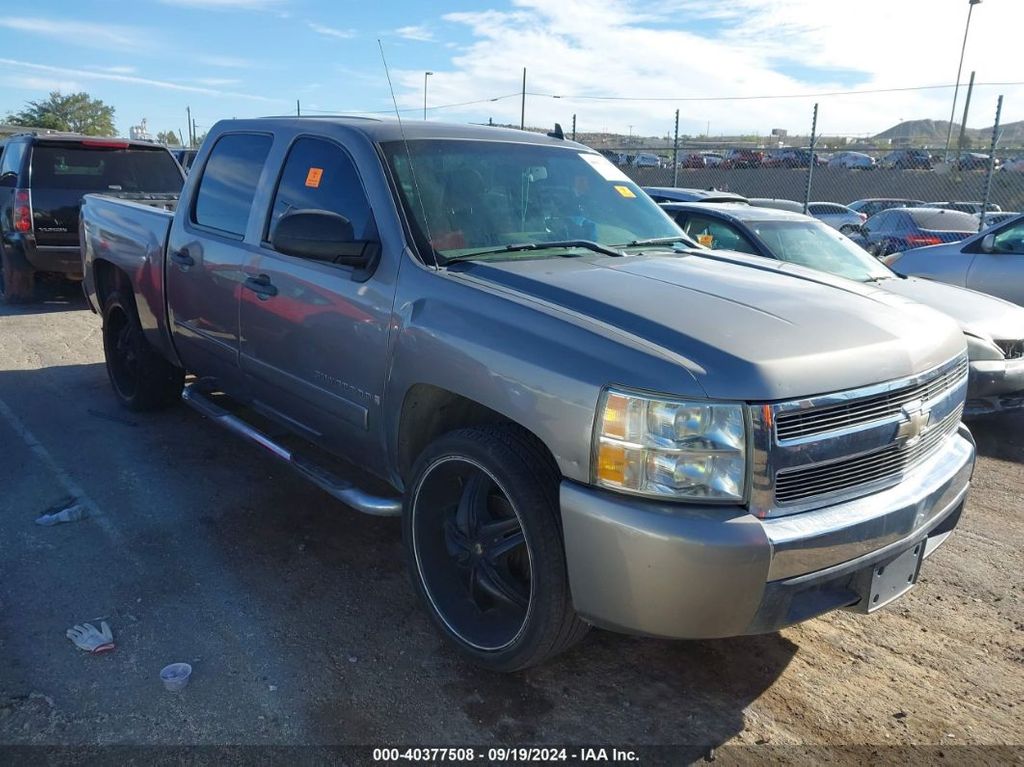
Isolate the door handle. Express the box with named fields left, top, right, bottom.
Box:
left=244, top=274, right=278, bottom=300
left=170, top=249, right=194, bottom=268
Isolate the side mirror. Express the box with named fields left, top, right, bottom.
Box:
left=980, top=233, right=996, bottom=253
left=270, top=209, right=375, bottom=269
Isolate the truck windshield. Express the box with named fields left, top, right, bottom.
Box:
left=382, top=140, right=681, bottom=262
left=30, top=145, right=183, bottom=194
left=749, top=220, right=893, bottom=282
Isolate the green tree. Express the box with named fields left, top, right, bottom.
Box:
left=8, top=91, right=116, bottom=136
left=156, top=130, right=181, bottom=146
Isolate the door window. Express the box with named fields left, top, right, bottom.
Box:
left=992, top=221, right=1024, bottom=254
left=684, top=215, right=758, bottom=254
left=267, top=137, right=374, bottom=244
left=193, top=133, right=272, bottom=237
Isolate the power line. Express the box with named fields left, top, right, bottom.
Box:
left=303, top=92, right=521, bottom=116
left=523, top=81, right=1024, bottom=103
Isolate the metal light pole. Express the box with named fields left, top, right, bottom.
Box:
left=423, top=71, right=433, bottom=121
left=944, top=0, right=982, bottom=162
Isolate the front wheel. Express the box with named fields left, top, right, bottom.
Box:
left=102, top=291, right=184, bottom=411
left=403, top=426, right=589, bottom=671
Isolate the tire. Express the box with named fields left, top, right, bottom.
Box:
left=0, top=243, right=36, bottom=304
left=403, top=425, right=589, bottom=671
left=839, top=224, right=856, bottom=235
left=102, top=290, right=184, bottom=411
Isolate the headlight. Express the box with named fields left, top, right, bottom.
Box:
left=965, top=334, right=1004, bottom=361
left=593, top=388, right=747, bottom=501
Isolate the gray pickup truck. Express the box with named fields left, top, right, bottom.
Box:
left=80, top=117, right=975, bottom=671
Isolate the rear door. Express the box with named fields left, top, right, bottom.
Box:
left=28, top=141, right=183, bottom=247
left=238, top=135, right=393, bottom=458
left=166, top=132, right=272, bottom=384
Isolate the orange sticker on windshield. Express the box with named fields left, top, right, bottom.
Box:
left=614, top=185, right=636, bottom=198
left=697, top=233, right=714, bottom=247
left=305, top=167, right=324, bottom=188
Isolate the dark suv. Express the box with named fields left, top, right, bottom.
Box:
left=0, top=133, right=184, bottom=302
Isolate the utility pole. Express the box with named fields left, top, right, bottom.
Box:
left=192, top=118, right=198, bottom=147
left=945, top=0, right=983, bottom=162
left=296, top=99, right=301, bottom=116
left=571, top=113, right=576, bottom=142
left=955, top=70, right=975, bottom=163
left=423, top=71, right=433, bottom=121
left=672, top=109, right=680, bottom=187
left=978, top=95, right=1002, bottom=231
left=520, top=68, right=526, bottom=130
left=186, top=106, right=192, bottom=147
left=803, top=103, right=818, bottom=215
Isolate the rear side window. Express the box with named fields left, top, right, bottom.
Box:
left=267, top=137, right=373, bottom=241
left=30, top=145, right=182, bottom=193
left=193, top=133, right=272, bottom=237
left=684, top=215, right=758, bottom=254
left=1, top=142, right=26, bottom=185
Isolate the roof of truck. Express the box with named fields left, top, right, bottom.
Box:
left=237, top=116, right=586, bottom=147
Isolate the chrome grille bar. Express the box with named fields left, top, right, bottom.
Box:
left=775, top=404, right=963, bottom=504
left=775, top=355, right=968, bottom=441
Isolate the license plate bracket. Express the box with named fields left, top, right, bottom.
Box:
left=861, top=542, right=925, bottom=613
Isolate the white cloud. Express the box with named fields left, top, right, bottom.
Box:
left=0, top=17, right=149, bottom=51
left=406, top=0, right=1024, bottom=137
left=307, top=21, right=356, bottom=40
left=194, top=77, right=241, bottom=86
left=1, top=75, right=81, bottom=93
left=395, top=25, right=435, bottom=42
left=0, top=58, right=277, bottom=103
left=88, top=65, right=138, bottom=75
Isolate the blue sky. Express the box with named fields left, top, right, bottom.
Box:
left=1, top=0, right=1020, bottom=140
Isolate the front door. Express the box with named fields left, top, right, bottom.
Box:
left=167, top=132, right=273, bottom=384
left=967, top=219, right=1024, bottom=306
left=238, top=136, right=393, bottom=464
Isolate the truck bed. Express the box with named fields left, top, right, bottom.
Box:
left=80, top=194, right=178, bottom=363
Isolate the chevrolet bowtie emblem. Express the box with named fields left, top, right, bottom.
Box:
left=896, top=400, right=931, bottom=448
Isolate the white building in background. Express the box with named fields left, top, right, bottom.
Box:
left=129, top=118, right=153, bottom=142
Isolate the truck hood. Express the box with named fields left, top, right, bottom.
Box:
left=874, top=275, right=1024, bottom=343
left=452, top=250, right=965, bottom=401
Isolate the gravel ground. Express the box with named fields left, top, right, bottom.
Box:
left=0, top=291, right=1021, bottom=762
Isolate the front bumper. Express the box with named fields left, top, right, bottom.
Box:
left=560, top=425, right=975, bottom=639
left=967, top=358, right=1024, bottom=414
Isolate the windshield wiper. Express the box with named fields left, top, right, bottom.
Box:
left=618, top=236, right=698, bottom=249
left=442, top=240, right=625, bottom=264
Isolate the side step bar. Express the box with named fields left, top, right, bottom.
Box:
left=182, top=385, right=402, bottom=517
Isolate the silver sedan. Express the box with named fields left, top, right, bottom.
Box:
left=807, top=202, right=866, bottom=233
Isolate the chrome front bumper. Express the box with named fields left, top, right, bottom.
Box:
left=560, top=425, right=975, bottom=639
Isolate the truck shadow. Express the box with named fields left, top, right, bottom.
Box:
left=0, top=281, right=88, bottom=316
left=964, top=412, right=1024, bottom=462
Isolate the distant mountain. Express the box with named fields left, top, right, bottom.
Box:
left=873, top=119, right=1024, bottom=147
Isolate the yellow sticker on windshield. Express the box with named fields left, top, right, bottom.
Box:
left=697, top=233, right=714, bottom=247
left=305, top=167, right=324, bottom=188
left=614, top=185, right=636, bottom=198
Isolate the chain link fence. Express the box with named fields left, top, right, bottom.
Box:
left=578, top=96, right=1022, bottom=229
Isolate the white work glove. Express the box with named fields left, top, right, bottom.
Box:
left=66, top=622, right=115, bottom=654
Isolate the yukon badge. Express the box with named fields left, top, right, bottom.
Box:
left=896, top=400, right=931, bottom=448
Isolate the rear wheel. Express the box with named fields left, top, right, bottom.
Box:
left=404, top=426, right=589, bottom=671
left=102, top=291, right=184, bottom=411
left=0, top=244, right=36, bottom=304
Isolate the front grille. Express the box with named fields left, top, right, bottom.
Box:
left=995, top=339, right=1024, bottom=360
left=775, top=404, right=963, bottom=504
left=775, top=355, right=968, bottom=441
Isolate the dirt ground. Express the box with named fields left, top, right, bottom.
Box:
left=1, top=289, right=1021, bottom=763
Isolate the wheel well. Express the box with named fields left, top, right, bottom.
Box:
left=93, top=259, right=132, bottom=311
left=397, top=384, right=557, bottom=483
